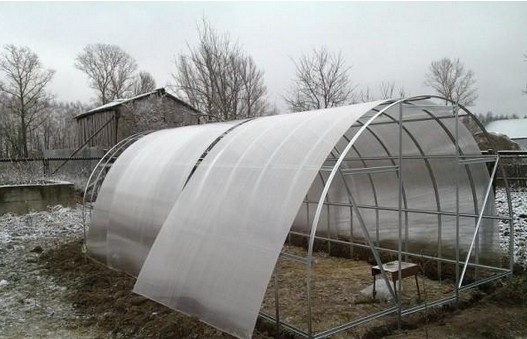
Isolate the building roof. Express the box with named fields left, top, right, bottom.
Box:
left=485, top=119, right=527, bottom=139
left=75, top=88, right=201, bottom=119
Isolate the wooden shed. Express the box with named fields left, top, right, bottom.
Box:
left=75, top=88, right=203, bottom=150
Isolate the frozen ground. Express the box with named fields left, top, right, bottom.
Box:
left=496, top=187, right=527, bottom=265
left=0, top=205, right=103, bottom=338
left=0, top=188, right=525, bottom=338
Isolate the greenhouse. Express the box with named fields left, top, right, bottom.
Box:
left=84, top=96, right=514, bottom=339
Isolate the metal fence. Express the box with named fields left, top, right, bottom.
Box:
left=488, top=151, right=527, bottom=187
left=1, top=151, right=526, bottom=193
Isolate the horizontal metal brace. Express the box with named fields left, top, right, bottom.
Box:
left=323, top=153, right=491, bottom=162
left=401, top=104, right=455, bottom=110
left=288, top=230, right=512, bottom=271
left=320, top=165, right=399, bottom=175
left=258, top=311, right=309, bottom=338
left=351, top=113, right=468, bottom=128
left=458, top=157, right=497, bottom=165
left=302, top=200, right=512, bottom=221
left=314, top=306, right=398, bottom=338
left=279, top=251, right=308, bottom=264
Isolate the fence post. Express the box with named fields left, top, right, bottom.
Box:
left=43, top=157, right=50, bottom=177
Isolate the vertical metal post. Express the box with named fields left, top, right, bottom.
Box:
left=327, top=203, right=331, bottom=253
left=306, top=198, right=312, bottom=337
left=274, top=264, right=280, bottom=338
left=376, top=206, right=380, bottom=245
left=397, top=102, right=403, bottom=328
left=306, top=199, right=310, bottom=239
left=349, top=205, right=354, bottom=258
left=455, top=103, right=460, bottom=301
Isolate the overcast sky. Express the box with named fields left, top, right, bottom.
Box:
left=0, top=1, right=526, bottom=116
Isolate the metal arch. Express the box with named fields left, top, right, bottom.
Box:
left=404, top=100, right=481, bottom=290
left=328, top=142, right=382, bottom=244
left=322, top=135, right=405, bottom=246
left=307, top=137, right=408, bottom=333
left=305, top=99, right=401, bottom=336
left=425, top=96, right=514, bottom=272
left=343, top=143, right=382, bottom=244
left=404, top=102, right=481, bottom=220
left=303, top=95, right=510, bottom=337
left=407, top=96, right=513, bottom=228
left=347, top=121, right=410, bottom=245
left=372, top=110, right=444, bottom=271
left=82, top=131, right=153, bottom=243
left=404, top=100, right=497, bottom=283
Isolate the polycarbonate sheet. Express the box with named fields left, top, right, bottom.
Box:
left=88, top=122, right=237, bottom=275
left=293, top=102, right=498, bottom=260
left=88, top=135, right=155, bottom=263
left=134, top=101, right=385, bottom=339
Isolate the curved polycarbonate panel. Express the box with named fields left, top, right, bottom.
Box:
left=134, top=101, right=386, bottom=339
left=88, top=122, right=238, bottom=275
left=292, top=101, right=497, bottom=261
left=87, top=134, right=155, bottom=264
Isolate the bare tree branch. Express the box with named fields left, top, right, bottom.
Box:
left=0, top=45, right=54, bottom=157
left=132, top=71, right=157, bottom=96
left=358, top=87, right=375, bottom=103
left=424, top=58, right=478, bottom=106
left=75, top=44, right=138, bottom=104
left=285, top=47, right=355, bottom=112
left=173, top=19, right=267, bottom=121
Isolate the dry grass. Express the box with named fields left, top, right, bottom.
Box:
left=261, top=245, right=461, bottom=338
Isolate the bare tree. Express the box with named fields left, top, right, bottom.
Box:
left=285, top=47, right=355, bottom=112
left=378, top=82, right=408, bottom=100
left=174, top=20, right=267, bottom=121
left=0, top=45, right=54, bottom=157
left=424, top=58, right=478, bottom=106
left=75, top=43, right=138, bottom=104
left=41, top=101, right=86, bottom=150
left=132, top=71, right=157, bottom=96
left=378, top=82, right=395, bottom=100
left=358, top=87, right=375, bottom=103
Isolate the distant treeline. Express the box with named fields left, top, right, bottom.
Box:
left=476, top=112, right=527, bottom=126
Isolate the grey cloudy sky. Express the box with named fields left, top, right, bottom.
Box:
left=0, top=1, right=526, bottom=116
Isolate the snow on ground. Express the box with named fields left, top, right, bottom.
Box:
left=0, top=188, right=525, bottom=337
left=496, top=187, right=527, bottom=266
left=0, top=205, right=99, bottom=338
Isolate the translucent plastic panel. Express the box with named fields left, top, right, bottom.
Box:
left=88, top=135, right=156, bottom=263
left=293, top=102, right=498, bottom=261
left=134, top=101, right=385, bottom=339
left=88, top=122, right=237, bottom=275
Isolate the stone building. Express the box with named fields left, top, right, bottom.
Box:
left=75, top=88, right=203, bottom=150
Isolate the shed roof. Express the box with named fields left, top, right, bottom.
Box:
left=75, top=88, right=201, bottom=119
left=485, top=118, right=527, bottom=139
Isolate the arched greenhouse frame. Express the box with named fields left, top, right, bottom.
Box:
left=83, top=96, right=514, bottom=339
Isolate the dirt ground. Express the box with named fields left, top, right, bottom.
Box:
left=15, top=239, right=527, bottom=339
left=1, top=205, right=527, bottom=338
